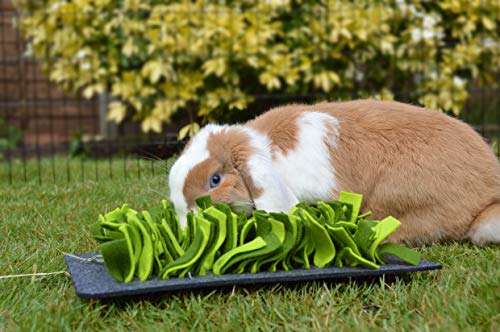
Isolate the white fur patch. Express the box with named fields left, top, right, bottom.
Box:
left=240, top=127, right=300, bottom=212
left=468, top=214, right=500, bottom=246
left=273, top=111, right=340, bottom=202
left=168, top=124, right=227, bottom=226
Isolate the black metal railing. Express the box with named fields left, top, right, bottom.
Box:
left=0, top=2, right=498, bottom=185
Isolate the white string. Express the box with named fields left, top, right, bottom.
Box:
left=0, top=253, right=104, bottom=280
left=63, top=252, right=104, bottom=264
left=0, top=271, right=69, bottom=280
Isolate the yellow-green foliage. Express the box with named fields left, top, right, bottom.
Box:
left=15, top=0, right=500, bottom=137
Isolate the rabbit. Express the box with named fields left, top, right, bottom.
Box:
left=168, top=100, right=500, bottom=246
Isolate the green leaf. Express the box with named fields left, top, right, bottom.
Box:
left=178, top=123, right=200, bottom=141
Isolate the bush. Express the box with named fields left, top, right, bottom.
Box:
left=0, top=116, right=23, bottom=148
left=0, top=116, right=23, bottom=158
left=15, top=0, right=500, bottom=138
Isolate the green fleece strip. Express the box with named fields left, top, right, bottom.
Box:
left=357, top=211, right=373, bottom=220
left=367, top=216, right=401, bottom=262
left=290, top=216, right=313, bottom=269
left=141, top=211, right=162, bottom=273
left=194, top=195, right=213, bottom=210
left=301, top=210, right=336, bottom=268
left=182, top=212, right=197, bottom=251
left=299, top=243, right=312, bottom=269
left=378, top=243, right=421, bottom=266
left=214, top=212, right=282, bottom=274
left=161, top=199, right=183, bottom=243
left=265, top=213, right=298, bottom=272
left=317, top=201, right=336, bottom=226
left=103, top=207, right=126, bottom=224
left=238, top=212, right=282, bottom=273
left=151, top=225, right=166, bottom=273
left=245, top=215, right=285, bottom=273
left=336, top=221, right=358, bottom=235
left=100, top=224, right=136, bottom=283
left=325, top=201, right=344, bottom=223
left=100, top=218, right=125, bottom=231
left=160, top=216, right=211, bottom=279
left=353, top=219, right=378, bottom=256
left=101, top=224, right=126, bottom=241
left=239, top=217, right=256, bottom=245
left=126, top=217, right=143, bottom=268
left=154, top=222, right=174, bottom=264
left=158, top=219, right=185, bottom=260
left=93, top=192, right=423, bottom=282
left=339, top=192, right=363, bottom=223
left=213, top=203, right=238, bottom=254
left=326, top=225, right=361, bottom=256
left=197, top=206, right=227, bottom=275
left=336, top=247, right=379, bottom=269
left=230, top=231, right=281, bottom=274
left=127, top=214, right=154, bottom=281
left=90, top=216, right=105, bottom=238
left=212, top=237, right=267, bottom=275
left=249, top=215, right=291, bottom=273
left=268, top=217, right=285, bottom=243
left=141, top=211, right=158, bottom=242
left=290, top=217, right=310, bottom=267
left=283, top=213, right=304, bottom=270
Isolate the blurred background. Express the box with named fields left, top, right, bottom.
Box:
left=0, top=0, right=498, bottom=185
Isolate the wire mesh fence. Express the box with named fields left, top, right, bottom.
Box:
left=0, top=1, right=499, bottom=186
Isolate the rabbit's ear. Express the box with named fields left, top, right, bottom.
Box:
left=235, top=128, right=300, bottom=213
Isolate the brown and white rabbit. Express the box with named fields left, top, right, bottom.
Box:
left=168, top=100, right=500, bottom=246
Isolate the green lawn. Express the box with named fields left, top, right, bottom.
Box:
left=0, top=158, right=498, bottom=331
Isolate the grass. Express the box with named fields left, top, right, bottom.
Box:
left=0, top=158, right=499, bottom=331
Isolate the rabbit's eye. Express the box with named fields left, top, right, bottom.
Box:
left=209, top=173, right=222, bottom=189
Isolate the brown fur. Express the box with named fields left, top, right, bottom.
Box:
left=247, top=100, right=500, bottom=245
left=247, top=106, right=302, bottom=156
left=183, top=127, right=262, bottom=212
left=181, top=99, right=500, bottom=245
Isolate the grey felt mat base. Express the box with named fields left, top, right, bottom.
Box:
left=65, top=253, right=442, bottom=299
